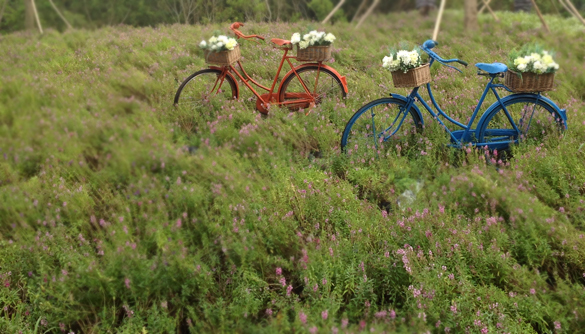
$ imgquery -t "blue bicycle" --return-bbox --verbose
[341,40,567,157]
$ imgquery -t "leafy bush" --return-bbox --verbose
[1,10,585,333]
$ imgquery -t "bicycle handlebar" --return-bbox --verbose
[457,60,469,67]
[230,22,265,41]
[420,39,467,73]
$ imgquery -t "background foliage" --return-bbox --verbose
[1,8,585,334]
[1,0,585,33]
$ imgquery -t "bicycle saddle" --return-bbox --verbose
[271,38,291,46]
[475,62,508,74]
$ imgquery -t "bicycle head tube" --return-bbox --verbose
[422,40,438,50]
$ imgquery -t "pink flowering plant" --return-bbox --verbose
[0,10,585,334]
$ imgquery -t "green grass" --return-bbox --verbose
[1,9,585,333]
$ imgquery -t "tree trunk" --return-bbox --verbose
[464,0,478,30]
[0,0,8,25]
[24,0,35,30]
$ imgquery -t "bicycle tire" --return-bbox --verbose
[278,66,346,110]
[476,95,565,148]
[340,97,423,158]
[174,68,238,107]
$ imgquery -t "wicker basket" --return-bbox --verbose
[505,70,554,92]
[296,45,332,62]
[391,63,432,88]
[204,45,241,66]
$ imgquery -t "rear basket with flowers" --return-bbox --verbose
[290,30,336,62]
[383,47,430,88]
[506,45,559,92]
[199,35,240,66]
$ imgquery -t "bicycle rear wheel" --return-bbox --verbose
[278,66,346,110]
[477,96,565,148]
[341,98,423,159]
[174,68,238,108]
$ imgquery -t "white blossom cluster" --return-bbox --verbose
[199,35,238,52]
[513,51,559,74]
[290,31,336,49]
[382,49,422,73]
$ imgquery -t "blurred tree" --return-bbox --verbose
[514,0,532,11]
[416,0,436,16]
[164,0,200,24]
[0,0,6,24]
[464,0,479,29]
[0,0,583,33]
[24,0,33,29]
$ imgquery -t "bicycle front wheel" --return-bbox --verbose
[174,68,238,108]
[278,66,346,110]
[340,98,422,159]
[477,96,565,148]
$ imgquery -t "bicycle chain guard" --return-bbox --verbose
[256,93,278,114]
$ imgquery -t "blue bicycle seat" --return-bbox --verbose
[475,62,508,74]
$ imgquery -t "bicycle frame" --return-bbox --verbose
[394,58,526,148]
[212,46,325,108]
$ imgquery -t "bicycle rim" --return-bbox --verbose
[341,98,422,160]
[279,67,345,110]
[174,69,237,109]
[477,97,564,147]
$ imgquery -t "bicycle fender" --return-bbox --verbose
[475,93,567,139]
[208,66,241,99]
[387,93,425,126]
[279,63,348,94]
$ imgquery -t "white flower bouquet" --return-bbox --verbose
[382,48,424,73]
[506,44,558,92]
[199,35,238,52]
[382,45,431,88]
[508,45,559,75]
[199,35,240,66]
[290,30,336,49]
[290,30,335,62]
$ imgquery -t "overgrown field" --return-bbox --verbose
[1,10,585,334]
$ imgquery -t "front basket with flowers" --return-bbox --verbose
[506,45,559,92]
[382,47,431,88]
[290,30,336,62]
[199,35,240,66]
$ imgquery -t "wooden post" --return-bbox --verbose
[563,0,585,26]
[30,0,43,33]
[352,0,368,22]
[48,0,73,29]
[529,0,550,32]
[482,0,499,20]
[322,0,346,24]
[355,0,380,29]
[558,0,572,13]
[548,0,560,15]
[478,0,492,13]
[432,0,446,40]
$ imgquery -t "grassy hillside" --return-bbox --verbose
[1,10,585,333]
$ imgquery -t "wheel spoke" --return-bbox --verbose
[174,70,236,110]
[341,98,421,159]
[280,67,345,110]
[478,97,563,146]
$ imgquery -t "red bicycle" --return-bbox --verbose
[174,22,348,114]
